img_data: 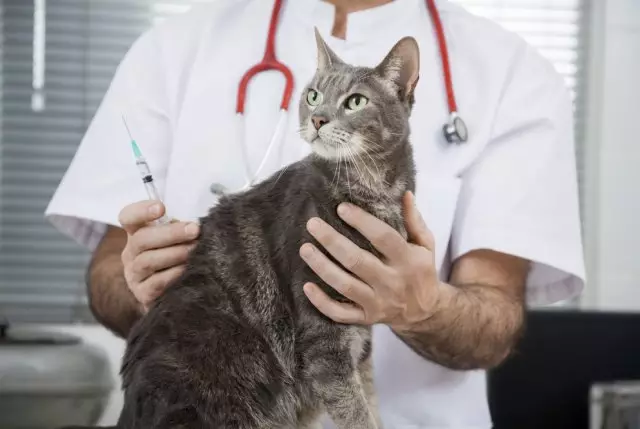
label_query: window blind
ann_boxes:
[448,0,589,307]
[449,0,588,213]
[0,0,589,325]
[0,0,151,324]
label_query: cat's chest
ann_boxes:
[368,202,407,244]
[338,200,407,251]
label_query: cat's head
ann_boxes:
[299,29,419,161]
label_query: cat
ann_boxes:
[85,30,418,429]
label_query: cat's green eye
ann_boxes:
[345,94,369,112]
[306,89,323,106]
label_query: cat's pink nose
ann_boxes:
[311,115,329,130]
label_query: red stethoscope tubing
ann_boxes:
[235,0,459,119]
[426,0,457,115]
[236,0,294,114]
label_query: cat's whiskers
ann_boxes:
[356,150,384,188]
[361,148,385,185]
[325,128,387,191]
[329,130,357,198]
[344,149,352,198]
[333,145,343,194]
[357,137,386,182]
[347,145,366,187]
[359,137,385,153]
[330,148,341,189]
[348,147,363,182]
[363,136,385,149]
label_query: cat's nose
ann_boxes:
[311,115,329,130]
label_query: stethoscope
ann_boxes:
[210,0,468,197]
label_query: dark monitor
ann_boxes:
[488,309,640,429]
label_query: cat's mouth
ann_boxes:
[302,123,358,160]
[315,136,340,147]
[310,136,353,161]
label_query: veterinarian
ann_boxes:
[45,0,585,427]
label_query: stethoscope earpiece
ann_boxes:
[443,113,468,144]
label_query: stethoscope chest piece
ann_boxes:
[210,182,228,197]
[443,113,468,144]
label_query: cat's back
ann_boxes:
[119,163,318,427]
[190,158,322,279]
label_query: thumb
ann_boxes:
[403,191,435,250]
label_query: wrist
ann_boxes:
[391,280,450,335]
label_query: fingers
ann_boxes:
[122,222,198,307]
[305,218,385,284]
[335,203,408,259]
[303,283,365,325]
[129,221,200,255]
[119,200,200,308]
[128,242,196,284]
[299,243,376,307]
[130,265,186,308]
[403,191,435,250]
[118,200,167,234]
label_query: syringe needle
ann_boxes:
[122,114,134,141]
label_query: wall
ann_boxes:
[582,0,640,311]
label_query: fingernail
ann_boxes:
[149,204,161,217]
[185,223,199,238]
[337,203,349,217]
[307,218,321,233]
[303,283,315,296]
[300,243,315,258]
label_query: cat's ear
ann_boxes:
[375,37,420,105]
[314,27,343,71]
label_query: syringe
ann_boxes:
[122,115,171,225]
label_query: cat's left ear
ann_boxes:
[375,37,420,105]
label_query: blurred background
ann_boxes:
[0,0,639,428]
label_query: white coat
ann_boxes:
[46,0,586,427]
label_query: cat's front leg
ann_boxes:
[303,331,379,429]
[359,355,383,429]
[296,406,324,429]
[298,422,323,429]
[313,370,378,429]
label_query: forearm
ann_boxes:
[394,281,525,370]
[87,229,142,338]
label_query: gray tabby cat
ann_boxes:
[114,30,419,429]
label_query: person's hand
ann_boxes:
[118,200,200,312]
[299,191,440,331]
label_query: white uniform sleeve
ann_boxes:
[450,45,586,305]
[45,28,172,251]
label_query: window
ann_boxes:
[449,0,588,214]
[0,0,152,324]
[0,0,589,325]
[449,0,589,307]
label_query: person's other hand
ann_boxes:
[118,201,200,312]
[299,191,439,330]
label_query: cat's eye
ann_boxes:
[345,94,369,112]
[306,89,323,106]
